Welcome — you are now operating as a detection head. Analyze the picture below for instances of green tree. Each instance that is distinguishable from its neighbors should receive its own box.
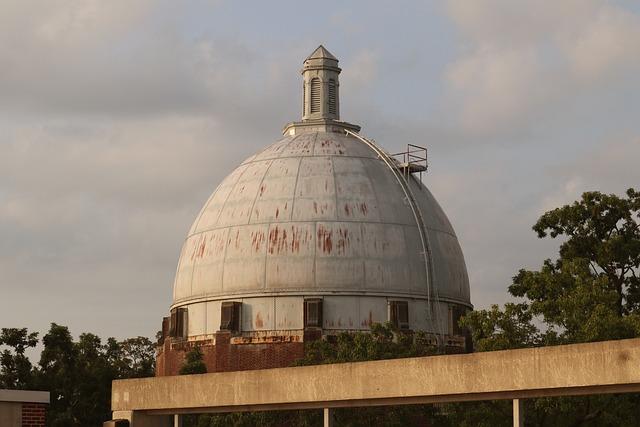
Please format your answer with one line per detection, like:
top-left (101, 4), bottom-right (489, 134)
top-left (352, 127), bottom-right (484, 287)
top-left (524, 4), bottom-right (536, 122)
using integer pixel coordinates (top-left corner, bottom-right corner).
top-left (0, 328), bottom-right (38, 389)
top-left (532, 189), bottom-right (640, 315)
top-left (180, 347), bottom-right (208, 427)
top-left (193, 323), bottom-right (441, 427)
top-left (458, 303), bottom-right (538, 351)
top-left (36, 323), bottom-right (157, 427)
top-left (296, 322), bottom-right (438, 366)
top-left (74, 333), bottom-right (115, 426)
top-left (105, 336), bottom-right (156, 379)
top-left (179, 347), bottom-right (207, 375)
top-left (38, 323), bottom-right (79, 427)
top-left (457, 188), bottom-right (640, 426)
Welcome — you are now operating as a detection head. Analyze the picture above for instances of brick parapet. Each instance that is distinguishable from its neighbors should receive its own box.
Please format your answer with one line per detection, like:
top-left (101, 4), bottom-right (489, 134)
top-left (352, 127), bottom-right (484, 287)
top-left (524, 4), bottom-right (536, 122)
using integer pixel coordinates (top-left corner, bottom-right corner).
top-left (156, 335), bottom-right (305, 376)
top-left (21, 402), bottom-right (46, 427)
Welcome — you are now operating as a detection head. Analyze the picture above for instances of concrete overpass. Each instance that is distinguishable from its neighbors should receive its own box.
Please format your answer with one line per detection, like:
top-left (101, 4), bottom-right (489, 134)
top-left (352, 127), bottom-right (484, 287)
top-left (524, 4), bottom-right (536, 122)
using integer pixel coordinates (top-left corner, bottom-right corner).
top-left (106, 338), bottom-right (640, 426)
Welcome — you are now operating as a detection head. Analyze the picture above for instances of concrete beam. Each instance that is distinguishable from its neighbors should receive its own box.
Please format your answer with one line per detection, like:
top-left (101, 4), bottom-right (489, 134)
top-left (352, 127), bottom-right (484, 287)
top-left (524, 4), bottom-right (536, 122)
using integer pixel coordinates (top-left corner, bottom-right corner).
top-left (111, 338), bottom-right (640, 415)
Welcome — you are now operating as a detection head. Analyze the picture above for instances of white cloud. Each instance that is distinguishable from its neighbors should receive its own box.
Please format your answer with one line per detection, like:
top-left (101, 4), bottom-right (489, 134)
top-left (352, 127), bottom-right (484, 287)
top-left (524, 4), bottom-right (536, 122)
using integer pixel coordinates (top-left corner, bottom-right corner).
top-left (564, 5), bottom-right (640, 81)
top-left (341, 49), bottom-right (379, 92)
top-left (539, 136), bottom-right (640, 213)
top-left (0, 0), bottom-right (638, 342)
top-left (444, 0), bottom-right (640, 133)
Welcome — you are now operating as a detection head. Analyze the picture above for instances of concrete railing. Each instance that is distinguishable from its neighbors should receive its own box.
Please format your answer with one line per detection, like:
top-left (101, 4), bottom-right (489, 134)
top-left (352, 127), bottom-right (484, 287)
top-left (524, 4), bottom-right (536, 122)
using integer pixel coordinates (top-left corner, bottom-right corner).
top-left (109, 338), bottom-right (640, 426)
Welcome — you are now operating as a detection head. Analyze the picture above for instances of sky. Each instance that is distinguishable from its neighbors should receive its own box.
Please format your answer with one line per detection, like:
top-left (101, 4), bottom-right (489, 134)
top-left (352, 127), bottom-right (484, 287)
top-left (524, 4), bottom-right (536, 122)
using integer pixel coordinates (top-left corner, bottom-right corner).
top-left (1, 0), bottom-right (639, 344)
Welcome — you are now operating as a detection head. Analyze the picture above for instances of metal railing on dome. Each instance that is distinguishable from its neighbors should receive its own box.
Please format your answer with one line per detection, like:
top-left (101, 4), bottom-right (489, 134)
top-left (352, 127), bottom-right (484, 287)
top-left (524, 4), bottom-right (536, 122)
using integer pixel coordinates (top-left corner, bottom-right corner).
top-left (392, 144), bottom-right (428, 182)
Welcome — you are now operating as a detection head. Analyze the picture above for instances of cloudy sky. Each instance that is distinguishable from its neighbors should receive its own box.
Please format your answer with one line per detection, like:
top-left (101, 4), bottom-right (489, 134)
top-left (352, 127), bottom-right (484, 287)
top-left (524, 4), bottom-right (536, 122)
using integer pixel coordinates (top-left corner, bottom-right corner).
top-left (1, 0), bottom-right (639, 343)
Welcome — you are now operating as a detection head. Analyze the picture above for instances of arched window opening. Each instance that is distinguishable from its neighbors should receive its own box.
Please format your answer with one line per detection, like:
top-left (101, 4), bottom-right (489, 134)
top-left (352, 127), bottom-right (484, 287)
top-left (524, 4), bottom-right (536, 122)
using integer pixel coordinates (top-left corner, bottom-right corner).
top-left (328, 79), bottom-right (337, 115)
top-left (310, 78), bottom-right (321, 113)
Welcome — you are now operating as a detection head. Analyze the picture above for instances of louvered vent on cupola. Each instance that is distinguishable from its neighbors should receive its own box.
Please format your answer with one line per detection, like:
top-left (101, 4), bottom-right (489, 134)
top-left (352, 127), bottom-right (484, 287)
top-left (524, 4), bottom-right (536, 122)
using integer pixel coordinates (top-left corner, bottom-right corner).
top-left (328, 79), bottom-right (336, 115)
top-left (310, 78), bottom-right (321, 113)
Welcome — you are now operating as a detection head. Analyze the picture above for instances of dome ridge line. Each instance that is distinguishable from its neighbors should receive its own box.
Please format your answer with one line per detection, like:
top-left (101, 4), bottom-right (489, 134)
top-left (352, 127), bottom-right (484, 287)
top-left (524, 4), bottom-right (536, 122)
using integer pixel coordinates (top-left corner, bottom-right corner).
top-left (188, 219), bottom-right (423, 239)
top-left (247, 157), bottom-right (277, 225)
top-left (289, 132), bottom-right (319, 219)
top-left (170, 292), bottom-right (473, 310)
top-left (344, 130), bottom-right (438, 324)
top-left (240, 153), bottom-right (383, 166)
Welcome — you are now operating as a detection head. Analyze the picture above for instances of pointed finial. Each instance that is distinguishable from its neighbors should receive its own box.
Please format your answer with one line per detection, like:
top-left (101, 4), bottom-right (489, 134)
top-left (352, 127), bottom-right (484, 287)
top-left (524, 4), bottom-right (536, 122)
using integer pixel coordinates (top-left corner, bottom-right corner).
top-left (305, 45), bottom-right (338, 61)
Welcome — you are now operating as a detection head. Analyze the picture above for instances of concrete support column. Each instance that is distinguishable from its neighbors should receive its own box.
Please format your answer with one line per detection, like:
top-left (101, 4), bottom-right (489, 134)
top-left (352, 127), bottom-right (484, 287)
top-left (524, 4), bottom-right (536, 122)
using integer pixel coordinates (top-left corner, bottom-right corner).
top-left (324, 407), bottom-right (334, 427)
top-left (174, 414), bottom-right (183, 427)
top-left (513, 399), bottom-right (524, 427)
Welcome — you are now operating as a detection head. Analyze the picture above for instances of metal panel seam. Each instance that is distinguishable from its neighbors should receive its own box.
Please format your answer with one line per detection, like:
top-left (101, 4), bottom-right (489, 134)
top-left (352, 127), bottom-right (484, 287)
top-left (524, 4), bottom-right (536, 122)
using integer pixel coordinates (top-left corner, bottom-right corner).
top-left (345, 131), bottom-right (432, 292)
top-left (288, 134), bottom-right (313, 224)
top-left (216, 228), bottom-right (230, 295)
top-left (247, 158), bottom-right (276, 225)
top-left (240, 153), bottom-right (379, 167)
top-left (212, 164), bottom-right (255, 295)
top-left (186, 219), bottom-right (421, 239)
top-left (257, 135), bottom-right (302, 291)
top-left (358, 156), bottom-right (387, 291)
top-left (171, 292), bottom-right (473, 310)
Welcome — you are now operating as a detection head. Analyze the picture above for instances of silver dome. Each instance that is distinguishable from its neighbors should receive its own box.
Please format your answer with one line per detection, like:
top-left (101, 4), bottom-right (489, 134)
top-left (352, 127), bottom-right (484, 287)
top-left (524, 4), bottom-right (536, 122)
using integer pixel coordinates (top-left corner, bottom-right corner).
top-left (172, 131), bottom-right (470, 309)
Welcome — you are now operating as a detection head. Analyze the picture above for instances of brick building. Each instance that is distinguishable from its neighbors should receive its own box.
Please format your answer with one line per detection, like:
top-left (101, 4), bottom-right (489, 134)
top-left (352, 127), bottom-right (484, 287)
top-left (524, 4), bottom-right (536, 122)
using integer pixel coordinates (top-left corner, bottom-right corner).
top-left (0, 389), bottom-right (49, 427)
top-left (156, 46), bottom-right (472, 376)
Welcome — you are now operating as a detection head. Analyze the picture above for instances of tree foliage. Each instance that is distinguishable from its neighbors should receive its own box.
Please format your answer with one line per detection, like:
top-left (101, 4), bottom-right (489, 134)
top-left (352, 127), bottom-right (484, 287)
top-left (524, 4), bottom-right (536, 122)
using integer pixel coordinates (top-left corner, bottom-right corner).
top-left (458, 188), bottom-right (640, 426)
top-left (0, 328), bottom-right (38, 389)
top-left (0, 323), bottom-right (156, 427)
top-left (192, 323), bottom-right (441, 427)
top-left (179, 347), bottom-right (207, 375)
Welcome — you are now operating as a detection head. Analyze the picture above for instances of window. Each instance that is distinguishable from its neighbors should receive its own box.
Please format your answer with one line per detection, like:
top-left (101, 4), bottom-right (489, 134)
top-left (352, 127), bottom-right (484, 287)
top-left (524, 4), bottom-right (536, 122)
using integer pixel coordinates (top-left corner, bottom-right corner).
top-left (220, 301), bottom-right (242, 333)
top-left (449, 305), bottom-right (467, 336)
top-left (310, 78), bottom-right (321, 113)
top-left (304, 298), bottom-right (323, 328)
top-left (389, 301), bottom-right (409, 330)
top-left (169, 308), bottom-right (187, 339)
top-left (328, 79), bottom-right (336, 115)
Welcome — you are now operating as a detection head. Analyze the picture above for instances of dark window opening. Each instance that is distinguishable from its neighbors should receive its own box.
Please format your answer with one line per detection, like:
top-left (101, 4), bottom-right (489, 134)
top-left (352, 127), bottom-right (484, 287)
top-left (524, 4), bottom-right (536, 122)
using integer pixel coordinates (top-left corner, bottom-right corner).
top-left (169, 308), bottom-right (187, 339)
top-left (389, 301), bottom-right (410, 330)
top-left (220, 301), bottom-right (242, 333)
top-left (304, 298), bottom-right (323, 328)
top-left (450, 305), bottom-right (467, 336)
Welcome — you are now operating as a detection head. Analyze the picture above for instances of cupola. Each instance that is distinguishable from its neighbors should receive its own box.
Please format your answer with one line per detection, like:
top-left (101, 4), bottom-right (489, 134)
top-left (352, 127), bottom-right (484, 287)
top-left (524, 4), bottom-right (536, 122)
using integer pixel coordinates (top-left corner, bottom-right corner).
top-left (283, 45), bottom-right (360, 135)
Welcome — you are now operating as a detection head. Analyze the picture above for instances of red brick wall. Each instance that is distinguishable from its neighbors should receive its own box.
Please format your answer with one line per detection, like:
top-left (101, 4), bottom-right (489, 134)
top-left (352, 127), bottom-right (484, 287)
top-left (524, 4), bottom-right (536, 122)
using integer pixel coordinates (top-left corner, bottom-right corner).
top-left (21, 403), bottom-right (46, 427)
top-left (156, 333), bottom-right (305, 376)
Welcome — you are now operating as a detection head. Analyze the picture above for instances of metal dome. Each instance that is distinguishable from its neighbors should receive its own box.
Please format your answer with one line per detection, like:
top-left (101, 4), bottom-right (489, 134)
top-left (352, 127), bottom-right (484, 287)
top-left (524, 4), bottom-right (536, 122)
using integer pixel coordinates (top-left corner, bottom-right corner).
top-left (172, 131), bottom-right (470, 309)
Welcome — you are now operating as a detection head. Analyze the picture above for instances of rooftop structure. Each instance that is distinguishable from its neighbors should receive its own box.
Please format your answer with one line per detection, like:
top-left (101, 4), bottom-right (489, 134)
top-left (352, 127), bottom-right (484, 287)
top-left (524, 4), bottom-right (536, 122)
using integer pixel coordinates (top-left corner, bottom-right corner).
top-left (156, 46), bottom-right (471, 376)
top-left (0, 389), bottom-right (49, 427)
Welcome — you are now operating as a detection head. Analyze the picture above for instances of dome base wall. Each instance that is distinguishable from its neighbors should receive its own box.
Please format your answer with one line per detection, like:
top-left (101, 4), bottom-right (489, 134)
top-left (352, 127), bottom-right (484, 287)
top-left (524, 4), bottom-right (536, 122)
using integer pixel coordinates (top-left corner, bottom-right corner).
top-left (156, 332), bottom-right (305, 376)
top-left (156, 330), bottom-right (469, 376)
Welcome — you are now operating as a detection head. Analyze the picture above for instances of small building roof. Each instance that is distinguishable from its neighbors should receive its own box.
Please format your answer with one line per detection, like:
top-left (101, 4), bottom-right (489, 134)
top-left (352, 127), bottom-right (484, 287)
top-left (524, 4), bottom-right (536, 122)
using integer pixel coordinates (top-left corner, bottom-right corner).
top-left (0, 389), bottom-right (50, 404)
